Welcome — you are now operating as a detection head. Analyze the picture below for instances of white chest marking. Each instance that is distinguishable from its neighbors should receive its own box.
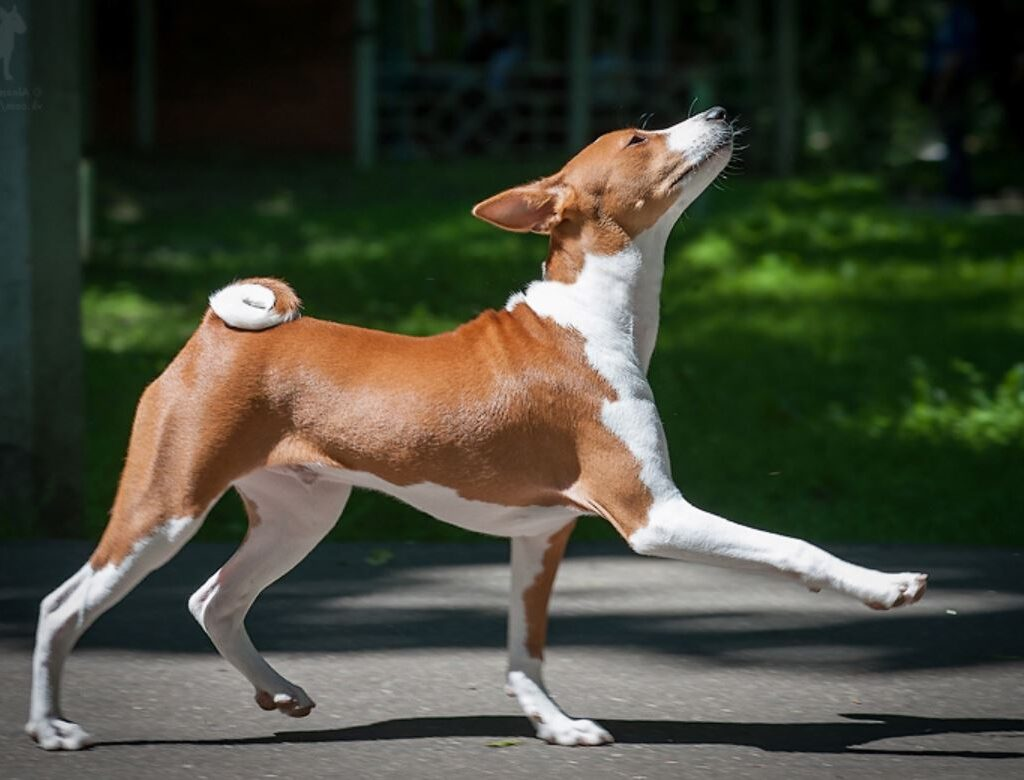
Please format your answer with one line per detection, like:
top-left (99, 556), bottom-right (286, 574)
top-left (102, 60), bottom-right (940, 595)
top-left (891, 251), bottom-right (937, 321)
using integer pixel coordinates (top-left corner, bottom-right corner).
top-left (510, 216), bottom-right (685, 508)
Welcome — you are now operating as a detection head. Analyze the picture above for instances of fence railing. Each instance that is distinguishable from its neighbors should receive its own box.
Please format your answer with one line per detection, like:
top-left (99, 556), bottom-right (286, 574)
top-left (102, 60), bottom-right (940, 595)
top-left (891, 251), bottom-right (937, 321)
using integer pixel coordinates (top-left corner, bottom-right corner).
top-left (376, 61), bottom-right (729, 158)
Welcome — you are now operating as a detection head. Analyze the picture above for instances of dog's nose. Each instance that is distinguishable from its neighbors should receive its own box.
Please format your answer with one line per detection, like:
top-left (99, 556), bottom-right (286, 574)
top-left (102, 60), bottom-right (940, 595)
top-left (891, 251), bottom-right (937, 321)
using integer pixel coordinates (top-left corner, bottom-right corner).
top-left (704, 106), bottom-right (727, 121)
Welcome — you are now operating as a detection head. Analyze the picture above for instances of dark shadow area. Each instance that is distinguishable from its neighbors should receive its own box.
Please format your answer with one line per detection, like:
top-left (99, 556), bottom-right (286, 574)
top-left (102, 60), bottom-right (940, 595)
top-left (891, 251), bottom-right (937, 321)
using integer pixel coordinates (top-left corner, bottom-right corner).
top-left (93, 712), bottom-right (1024, 758)
top-left (2, 542), bottom-right (1022, 674)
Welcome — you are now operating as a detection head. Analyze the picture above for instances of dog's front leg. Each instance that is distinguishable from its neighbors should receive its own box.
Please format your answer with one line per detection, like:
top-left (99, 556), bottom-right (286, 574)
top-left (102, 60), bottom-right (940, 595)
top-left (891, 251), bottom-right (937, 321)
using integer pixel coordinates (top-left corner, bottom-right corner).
top-left (505, 520), bottom-right (613, 746)
top-left (575, 390), bottom-right (926, 608)
top-left (628, 493), bottom-right (927, 609)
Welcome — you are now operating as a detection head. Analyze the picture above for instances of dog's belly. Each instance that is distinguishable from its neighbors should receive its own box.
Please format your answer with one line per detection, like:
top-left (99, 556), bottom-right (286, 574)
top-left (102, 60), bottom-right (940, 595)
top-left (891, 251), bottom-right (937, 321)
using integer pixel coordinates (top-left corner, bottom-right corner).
top-left (286, 464), bottom-right (578, 538)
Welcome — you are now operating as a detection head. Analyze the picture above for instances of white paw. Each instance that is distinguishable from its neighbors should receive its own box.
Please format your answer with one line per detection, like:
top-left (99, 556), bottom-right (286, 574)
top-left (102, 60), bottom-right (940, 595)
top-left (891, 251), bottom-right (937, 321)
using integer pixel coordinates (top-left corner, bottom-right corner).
top-left (255, 685), bottom-right (315, 717)
top-left (26, 717), bottom-right (92, 751)
top-left (534, 716), bottom-right (614, 746)
top-left (863, 572), bottom-right (928, 610)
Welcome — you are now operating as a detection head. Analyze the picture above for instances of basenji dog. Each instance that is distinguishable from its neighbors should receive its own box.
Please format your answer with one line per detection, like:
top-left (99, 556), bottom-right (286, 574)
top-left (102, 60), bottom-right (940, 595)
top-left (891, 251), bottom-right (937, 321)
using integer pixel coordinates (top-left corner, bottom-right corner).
top-left (27, 107), bottom-right (927, 750)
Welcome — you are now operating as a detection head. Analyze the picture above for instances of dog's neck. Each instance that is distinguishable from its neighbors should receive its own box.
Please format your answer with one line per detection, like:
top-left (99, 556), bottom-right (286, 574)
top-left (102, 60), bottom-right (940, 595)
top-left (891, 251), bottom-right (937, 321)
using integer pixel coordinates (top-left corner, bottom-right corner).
top-left (629, 217), bottom-right (676, 371)
top-left (512, 210), bottom-right (681, 373)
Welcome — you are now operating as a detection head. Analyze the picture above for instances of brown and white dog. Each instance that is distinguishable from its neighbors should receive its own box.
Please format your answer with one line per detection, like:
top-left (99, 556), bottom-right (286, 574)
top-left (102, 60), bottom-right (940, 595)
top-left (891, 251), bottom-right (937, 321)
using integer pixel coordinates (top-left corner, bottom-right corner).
top-left (26, 108), bottom-right (926, 750)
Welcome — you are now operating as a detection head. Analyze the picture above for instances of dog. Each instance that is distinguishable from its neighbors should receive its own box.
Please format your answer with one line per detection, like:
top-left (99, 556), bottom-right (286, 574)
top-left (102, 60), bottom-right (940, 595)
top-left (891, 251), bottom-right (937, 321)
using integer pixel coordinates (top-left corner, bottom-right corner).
top-left (26, 108), bottom-right (927, 750)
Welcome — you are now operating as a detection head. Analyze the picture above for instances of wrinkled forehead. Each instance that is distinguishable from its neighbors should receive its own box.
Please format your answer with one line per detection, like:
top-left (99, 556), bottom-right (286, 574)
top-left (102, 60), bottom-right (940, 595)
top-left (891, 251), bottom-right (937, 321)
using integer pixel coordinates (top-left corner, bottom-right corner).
top-left (557, 129), bottom-right (670, 186)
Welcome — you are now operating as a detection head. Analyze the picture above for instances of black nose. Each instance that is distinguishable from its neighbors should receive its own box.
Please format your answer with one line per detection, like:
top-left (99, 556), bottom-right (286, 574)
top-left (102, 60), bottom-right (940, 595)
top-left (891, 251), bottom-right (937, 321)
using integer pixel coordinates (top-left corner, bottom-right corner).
top-left (704, 106), bottom-right (727, 121)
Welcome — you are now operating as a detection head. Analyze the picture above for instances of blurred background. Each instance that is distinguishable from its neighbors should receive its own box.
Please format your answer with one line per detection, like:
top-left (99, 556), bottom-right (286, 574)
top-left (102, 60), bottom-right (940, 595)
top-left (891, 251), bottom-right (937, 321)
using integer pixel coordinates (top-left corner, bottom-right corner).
top-left (1, 0), bottom-right (1022, 547)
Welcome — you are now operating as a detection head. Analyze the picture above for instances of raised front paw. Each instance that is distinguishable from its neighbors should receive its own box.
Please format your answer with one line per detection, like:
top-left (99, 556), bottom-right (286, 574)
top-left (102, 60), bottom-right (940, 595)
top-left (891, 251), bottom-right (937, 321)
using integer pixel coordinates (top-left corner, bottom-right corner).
top-left (534, 716), bottom-right (614, 746)
top-left (864, 572), bottom-right (928, 610)
top-left (26, 717), bottom-right (92, 751)
top-left (255, 685), bottom-right (315, 717)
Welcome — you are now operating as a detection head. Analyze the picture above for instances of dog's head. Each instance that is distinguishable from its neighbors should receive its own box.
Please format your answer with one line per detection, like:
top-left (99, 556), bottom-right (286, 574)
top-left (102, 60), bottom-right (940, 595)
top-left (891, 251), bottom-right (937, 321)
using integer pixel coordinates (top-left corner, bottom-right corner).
top-left (473, 108), bottom-right (733, 250)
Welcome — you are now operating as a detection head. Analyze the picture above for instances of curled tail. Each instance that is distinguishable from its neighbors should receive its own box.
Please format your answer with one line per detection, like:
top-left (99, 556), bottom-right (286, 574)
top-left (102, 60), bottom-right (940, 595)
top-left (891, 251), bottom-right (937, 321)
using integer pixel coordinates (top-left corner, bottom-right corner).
top-left (208, 277), bottom-right (301, 330)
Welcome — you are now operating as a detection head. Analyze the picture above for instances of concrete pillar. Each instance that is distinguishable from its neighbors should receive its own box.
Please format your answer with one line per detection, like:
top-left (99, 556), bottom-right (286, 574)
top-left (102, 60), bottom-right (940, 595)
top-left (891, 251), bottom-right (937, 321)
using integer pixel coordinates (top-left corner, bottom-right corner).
top-left (354, 0), bottom-right (377, 168)
top-left (0, 0), bottom-right (83, 535)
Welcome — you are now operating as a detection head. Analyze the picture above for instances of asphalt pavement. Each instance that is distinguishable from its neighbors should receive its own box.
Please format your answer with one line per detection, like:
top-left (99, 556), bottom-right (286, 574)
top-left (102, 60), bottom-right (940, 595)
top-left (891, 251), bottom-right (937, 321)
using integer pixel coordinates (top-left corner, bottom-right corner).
top-left (1, 539), bottom-right (1022, 779)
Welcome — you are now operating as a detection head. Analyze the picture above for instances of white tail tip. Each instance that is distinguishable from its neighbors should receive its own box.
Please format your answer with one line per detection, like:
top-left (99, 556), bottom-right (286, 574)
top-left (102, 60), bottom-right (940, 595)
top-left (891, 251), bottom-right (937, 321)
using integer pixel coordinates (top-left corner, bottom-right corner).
top-left (208, 281), bottom-right (299, 331)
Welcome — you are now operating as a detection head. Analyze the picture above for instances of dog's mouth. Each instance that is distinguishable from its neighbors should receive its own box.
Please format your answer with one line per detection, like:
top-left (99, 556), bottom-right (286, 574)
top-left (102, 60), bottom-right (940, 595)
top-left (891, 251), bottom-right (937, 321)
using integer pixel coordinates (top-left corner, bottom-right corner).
top-left (667, 135), bottom-right (733, 191)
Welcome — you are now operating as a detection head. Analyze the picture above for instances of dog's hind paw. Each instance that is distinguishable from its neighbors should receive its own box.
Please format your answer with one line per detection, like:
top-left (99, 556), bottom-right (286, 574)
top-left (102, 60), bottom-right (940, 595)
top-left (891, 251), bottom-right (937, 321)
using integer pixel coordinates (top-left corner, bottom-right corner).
top-left (255, 685), bottom-right (315, 717)
top-left (535, 717), bottom-right (614, 747)
top-left (26, 717), bottom-right (92, 751)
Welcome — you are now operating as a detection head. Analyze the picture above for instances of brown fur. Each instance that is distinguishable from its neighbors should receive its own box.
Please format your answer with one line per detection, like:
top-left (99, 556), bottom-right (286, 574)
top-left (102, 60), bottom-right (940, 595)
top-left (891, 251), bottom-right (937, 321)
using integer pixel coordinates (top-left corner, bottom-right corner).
top-left (474, 130), bottom-right (691, 283)
top-left (91, 298), bottom-right (652, 567)
top-left (90, 126), bottom-right (693, 568)
top-left (522, 521), bottom-right (576, 660)
top-left (241, 276), bottom-right (302, 320)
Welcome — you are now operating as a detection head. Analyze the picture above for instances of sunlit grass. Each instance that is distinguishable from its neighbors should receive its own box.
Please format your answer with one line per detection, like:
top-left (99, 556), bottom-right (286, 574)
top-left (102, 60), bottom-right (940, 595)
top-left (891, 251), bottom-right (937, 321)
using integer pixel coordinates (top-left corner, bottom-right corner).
top-left (828, 360), bottom-right (1024, 449)
top-left (79, 161), bottom-right (1024, 546)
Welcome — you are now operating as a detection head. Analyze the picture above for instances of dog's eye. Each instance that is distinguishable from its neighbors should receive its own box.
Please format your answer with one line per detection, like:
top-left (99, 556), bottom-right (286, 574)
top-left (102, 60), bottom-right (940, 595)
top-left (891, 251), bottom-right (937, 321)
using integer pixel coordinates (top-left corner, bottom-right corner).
top-left (626, 133), bottom-right (647, 148)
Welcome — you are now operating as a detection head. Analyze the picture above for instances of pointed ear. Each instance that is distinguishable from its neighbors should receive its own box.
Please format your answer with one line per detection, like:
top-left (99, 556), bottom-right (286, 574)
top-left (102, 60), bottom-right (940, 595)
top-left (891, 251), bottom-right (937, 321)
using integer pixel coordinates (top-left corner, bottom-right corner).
top-left (471, 180), bottom-right (572, 234)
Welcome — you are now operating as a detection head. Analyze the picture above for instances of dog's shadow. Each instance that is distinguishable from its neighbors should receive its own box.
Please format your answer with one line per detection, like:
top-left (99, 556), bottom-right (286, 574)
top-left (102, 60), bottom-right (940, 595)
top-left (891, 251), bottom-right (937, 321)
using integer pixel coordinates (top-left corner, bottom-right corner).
top-left (97, 712), bottom-right (1024, 758)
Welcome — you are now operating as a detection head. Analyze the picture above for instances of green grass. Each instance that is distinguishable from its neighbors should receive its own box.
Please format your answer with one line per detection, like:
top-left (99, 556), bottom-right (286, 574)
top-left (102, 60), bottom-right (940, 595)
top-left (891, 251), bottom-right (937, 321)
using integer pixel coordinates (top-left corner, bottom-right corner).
top-left (81, 155), bottom-right (1024, 546)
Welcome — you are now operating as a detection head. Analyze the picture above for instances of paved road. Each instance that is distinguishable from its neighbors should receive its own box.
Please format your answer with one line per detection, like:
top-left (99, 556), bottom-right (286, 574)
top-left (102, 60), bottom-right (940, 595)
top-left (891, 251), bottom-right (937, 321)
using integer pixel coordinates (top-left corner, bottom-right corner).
top-left (1, 540), bottom-right (1022, 779)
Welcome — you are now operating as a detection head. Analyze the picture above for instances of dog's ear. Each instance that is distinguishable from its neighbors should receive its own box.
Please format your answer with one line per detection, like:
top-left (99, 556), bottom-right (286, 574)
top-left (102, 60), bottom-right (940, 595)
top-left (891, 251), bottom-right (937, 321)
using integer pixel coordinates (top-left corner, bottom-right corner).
top-left (472, 180), bottom-right (572, 234)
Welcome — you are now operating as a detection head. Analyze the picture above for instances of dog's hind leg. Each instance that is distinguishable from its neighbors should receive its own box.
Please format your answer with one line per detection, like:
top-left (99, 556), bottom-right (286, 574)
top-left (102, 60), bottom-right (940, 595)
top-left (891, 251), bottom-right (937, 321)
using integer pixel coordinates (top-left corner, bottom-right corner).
top-left (26, 512), bottom-right (206, 750)
top-left (505, 520), bottom-right (613, 746)
top-left (26, 366), bottom-right (245, 750)
top-left (188, 467), bottom-right (350, 718)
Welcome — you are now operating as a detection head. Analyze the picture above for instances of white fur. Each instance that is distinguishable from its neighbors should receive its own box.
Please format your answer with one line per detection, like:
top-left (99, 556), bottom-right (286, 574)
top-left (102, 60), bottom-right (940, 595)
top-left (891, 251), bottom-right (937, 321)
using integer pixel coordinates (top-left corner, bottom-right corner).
top-left (27, 112), bottom-right (927, 753)
top-left (306, 465), bottom-right (578, 539)
top-left (513, 114), bottom-right (927, 613)
top-left (26, 516), bottom-right (202, 750)
top-left (188, 469), bottom-right (351, 717)
top-left (631, 498), bottom-right (929, 608)
top-left (506, 534), bottom-right (547, 683)
top-left (513, 208), bottom-right (691, 508)
top-left (506, 671), bottom-right (613, 746)
top-left (505, 529), bottom-right (614, 746)
top-left (508, 112), bottom-right (729, 373)
top-left (628, 114), bottom-right (732, 366)
top-left (209, 282), bottom-right (295, 331)
top-left (663, 114), bottom-right (733, 168)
